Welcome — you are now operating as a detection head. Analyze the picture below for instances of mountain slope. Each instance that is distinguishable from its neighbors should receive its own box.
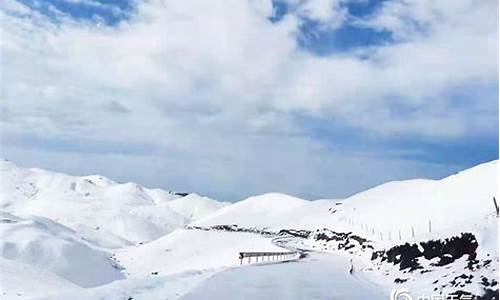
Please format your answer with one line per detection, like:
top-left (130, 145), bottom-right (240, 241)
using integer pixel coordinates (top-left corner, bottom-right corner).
top-left (0, 258), bottom-right (83, 300)
top-left (166, 193), bottom-right (230, 221)
top-left (331, 160), bottom-right (498, 243)
top-left (115, 228), bottom-right (286, 278)
top-left (195, 161), bottom-right (497, 241)
top-left (0, 160), bottom-right (226, 246)
top-left (194, 193), bottom-right (309, 229)
top-left (0, 212), bottom-right (124, 287)
top-left (0, 159), bottom-right (496, 300)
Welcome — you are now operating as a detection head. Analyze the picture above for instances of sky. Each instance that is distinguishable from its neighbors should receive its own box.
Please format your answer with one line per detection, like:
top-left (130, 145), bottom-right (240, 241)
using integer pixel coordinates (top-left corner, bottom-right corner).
top-left (0, 0), bottom-right (498, 201)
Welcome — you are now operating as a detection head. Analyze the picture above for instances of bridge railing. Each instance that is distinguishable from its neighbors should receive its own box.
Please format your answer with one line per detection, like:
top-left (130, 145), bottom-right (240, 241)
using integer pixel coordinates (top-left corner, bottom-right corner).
top-left (238, 251), bottom-right (297, 265)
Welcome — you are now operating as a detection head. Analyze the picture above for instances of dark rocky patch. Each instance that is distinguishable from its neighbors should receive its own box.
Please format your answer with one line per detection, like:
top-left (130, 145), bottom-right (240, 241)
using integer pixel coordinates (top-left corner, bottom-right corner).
top-left (385, 243), bottom-right (423, 271)
top-left (312, 229), bottom-right (373, 252)
top-left (449, 274), bottom-right (473, 287)
top-left (478, 289), bottom-right (499, 300)
top-left (373, 232), bottom-right (479, 271)
top-left (449, 289), bottom-right (499, 300)
top-left (277, 229), bottom-right (311, 239)
top-left (481, 277), bottom-right (499, 288)
top-left (186, 224), bottom-right (275, 236)
top-left (466, 259), bottom-right (480, 271)
top-left (435, 254), bottom-right (455, 266)
top-left (174, 192), bottom-right (190, 197)
top-left (422, 233), bottom-right (478, 266)
top-left (371, 250), bottom-right (385, 261)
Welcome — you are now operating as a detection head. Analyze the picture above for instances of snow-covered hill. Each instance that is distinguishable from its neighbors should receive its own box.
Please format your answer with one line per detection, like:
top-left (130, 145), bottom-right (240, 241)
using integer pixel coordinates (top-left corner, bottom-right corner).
top-left (0, 159), bottom-right (497, 299)
top-left (0, 160), bottom-right (227, 246)
top-left (191, 160), bottom-right (498, 298)
top-left (0, 212), bottom-right (124, 287)
top-left (195, 193), bottom-right (310, 229)
top-left (166, 193), bottom-right (230, 221)
top-left (115, 228), bottom-right (286, 278)
top-left (331, 160), bottom-right (498, 244)
top-left (197, 161), bottom-right (498, 245)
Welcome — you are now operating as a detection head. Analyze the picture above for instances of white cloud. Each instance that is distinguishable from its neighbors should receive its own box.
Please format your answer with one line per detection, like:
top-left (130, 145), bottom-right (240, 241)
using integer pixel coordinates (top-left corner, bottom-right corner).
top-left (2, 0), bottom-right (496, 138)
top-left (0, 0), bottom-right (497, 199)
top-left (285, 0), bottom-right (348, 27)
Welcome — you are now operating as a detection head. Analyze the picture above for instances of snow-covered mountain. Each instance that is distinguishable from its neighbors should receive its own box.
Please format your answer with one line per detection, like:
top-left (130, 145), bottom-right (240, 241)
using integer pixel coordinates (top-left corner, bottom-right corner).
top-left (0, 159), bottom-right (497, 299)
top-left (334, 160), bottom-right (498, 240)
top-left (166, 193), bottom-right (230, 221)
top-left (0, 159), bottom-right (232, 299)
top-left (0, 160), bottom-right (227, 246)
top-left (195, 193), bottom-right (309, 229)
top-left (191, 160), bottom-right (498, 298)
top-left (197, 161), bottom-right (498, 243)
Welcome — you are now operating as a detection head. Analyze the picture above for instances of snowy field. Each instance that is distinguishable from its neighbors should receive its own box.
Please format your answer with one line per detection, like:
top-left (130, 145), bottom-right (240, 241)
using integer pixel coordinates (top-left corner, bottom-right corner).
top-left (0, 159), bottom-right (497, 299)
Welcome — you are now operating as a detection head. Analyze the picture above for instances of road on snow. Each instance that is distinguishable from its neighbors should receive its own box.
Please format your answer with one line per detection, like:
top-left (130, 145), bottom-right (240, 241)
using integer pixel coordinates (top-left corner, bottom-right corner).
top-left (181, 252), bottom-right (387, 300)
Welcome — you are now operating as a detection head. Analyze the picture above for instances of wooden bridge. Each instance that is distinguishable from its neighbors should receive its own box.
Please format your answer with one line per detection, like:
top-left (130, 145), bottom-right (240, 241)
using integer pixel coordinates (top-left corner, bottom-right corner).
top-left (238, 251), bottom-right (297, 265)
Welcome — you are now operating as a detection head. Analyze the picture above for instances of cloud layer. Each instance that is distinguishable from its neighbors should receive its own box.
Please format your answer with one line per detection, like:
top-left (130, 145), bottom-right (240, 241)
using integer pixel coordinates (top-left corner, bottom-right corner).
top-left (1, 0), bottom-right (498, 200)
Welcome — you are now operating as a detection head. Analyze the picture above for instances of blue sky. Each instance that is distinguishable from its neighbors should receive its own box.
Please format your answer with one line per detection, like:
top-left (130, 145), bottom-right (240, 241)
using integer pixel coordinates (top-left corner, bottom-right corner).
top-left (1, 0), bottom-right (498, 201)
top-left (15, 0), bottom-right (135, 25)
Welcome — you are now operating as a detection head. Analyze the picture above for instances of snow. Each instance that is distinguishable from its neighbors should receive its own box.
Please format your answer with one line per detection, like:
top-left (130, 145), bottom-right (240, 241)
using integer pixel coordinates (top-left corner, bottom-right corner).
top-left (197, 161), bottom-right (498, 249)
top-left (0, 258), bottom-right (82, 300)
top-left (328, 160), bottom-right (498, 246)
top-left (182, 252), bottom-right (387, 300)
top-left (0, 160), bottom-right (224, 246)
top-left (33, 270), bottom-right (215, 300)
top-left (115, 229), bottom-right (286, 278)
top-left (185, 161), bottom-right (498, 298)
top-left (0, 159), bottom-right (497, 299)
top-left (0, 212), bottom-right (124, 287)
top-left (0, 159), bottom-right (233, 298)
top-left (194, 193), bottom-right (310, 229)
top-left (166, 193), bottom-right (230, 221)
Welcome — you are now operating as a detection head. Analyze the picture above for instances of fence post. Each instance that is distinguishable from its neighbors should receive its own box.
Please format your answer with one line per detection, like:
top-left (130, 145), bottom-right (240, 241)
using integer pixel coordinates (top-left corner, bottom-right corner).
top-left (380, 232), bottom-right (383, 241)
top-left (398, 230), bottom-right (402, 241)
top-left (411, 226), bottom-right (415, 238)
top-left (388, 231), bottom-right (391, 241)
top-left (428, 220), bottom-right (432, 233)
top-left (493, 197), bottom-right (499, 217)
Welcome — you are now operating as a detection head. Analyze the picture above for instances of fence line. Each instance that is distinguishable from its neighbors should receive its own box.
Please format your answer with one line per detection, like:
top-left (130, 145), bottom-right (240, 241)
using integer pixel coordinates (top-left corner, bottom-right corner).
top-left (238, 251), bottom-right (297, 265)
top-left (339, 208), bottom-right (497, 244)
